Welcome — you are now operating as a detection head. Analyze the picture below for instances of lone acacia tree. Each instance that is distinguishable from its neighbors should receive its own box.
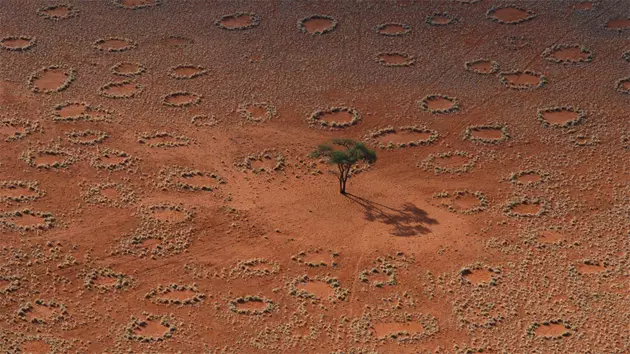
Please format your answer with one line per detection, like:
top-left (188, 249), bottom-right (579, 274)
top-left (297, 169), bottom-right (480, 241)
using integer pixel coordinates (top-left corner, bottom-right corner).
top-left (311, 139), bottom-right (377, 194)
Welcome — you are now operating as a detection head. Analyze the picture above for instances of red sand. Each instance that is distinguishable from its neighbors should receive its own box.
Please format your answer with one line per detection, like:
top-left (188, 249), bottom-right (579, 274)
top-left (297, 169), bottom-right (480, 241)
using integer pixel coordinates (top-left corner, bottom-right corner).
top-left (0, 1), bottom-right (626, 353)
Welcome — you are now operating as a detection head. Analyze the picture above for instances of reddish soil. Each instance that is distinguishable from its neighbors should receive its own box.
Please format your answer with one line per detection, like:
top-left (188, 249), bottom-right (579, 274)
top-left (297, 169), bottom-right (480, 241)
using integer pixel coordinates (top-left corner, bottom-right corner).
top-left (549, 47), bottom-right (589, 62)
top-left (542, 110), bottom-right (580, 125)
top-left (97, 39), bottom-right (132, 51)
top-left (377, 53), bottom-right (412, 65)
top-left (491, 7), bottom-right (532, 23)
top-left (114, 62), bottom-right (142, 75)
top-left (296, 280), bottom-right (334, 298)
top-left (219, 14), bottom-right (256, 29)
top-left (0, 1), bottom-right (626, 353)
top-left (302, 17), bottom-right (335, 34)
top-left (158, 289), bottom-right (197, 301)
top-left (534, 323), bottom-right (568, 337)
top-left (511, 202), bottom-right (542, 215)
top-left (377, 24), bottom-right (407, 35)
top-left (516, 172), bottom-right (542, 184)
top-left (462, 269), bottom-right (493, 285)
top-left (470, 128), bottom-right (503, 140)
top-left (468, 60), bottom-right (494, 73)
top-left (425, 96), bottom-right (455, 110)
top-left (1, 38), bottom-right (32, 49)
top-left (378, 131), bottom-right (433, 145)
top-left (503, 72), bottom-right (542, 86)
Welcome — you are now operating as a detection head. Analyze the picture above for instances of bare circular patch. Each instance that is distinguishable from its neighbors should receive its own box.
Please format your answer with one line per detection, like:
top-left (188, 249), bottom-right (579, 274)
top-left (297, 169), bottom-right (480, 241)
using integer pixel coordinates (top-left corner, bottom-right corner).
top-left (0, 36), bottom-right (36, 51)
top-left (215, 12), bottom-right (260, 30)
top-left (615, 76), bottom-right (630, 94)
top-left (234, 149), bottom-right (285, 173)
top-left (191, 115), bottom-right (219, 127)
top-left (605, 17), bottom-right (630, 31)
top-left (374, 23), bottom-right (411, 36)
top-left (162, 92), bottom-right (202, 107)
top-left (113, 0), bottom-right (161, 10)
top-left (82, 182), bottom-right (136, 206)
top-left (66, 130), bottom-right (109, 145)
top-left (52, 101), bottom-right (113, 121)
top-left (168, 65), bottom-right (207, 79)
top-left (487, 6), bottom-right (536, 24)
top-left (37, 4), bottom-right (78, 20)
top-left (140, 203), bottom-right (194, 224)
top-left (527, 320), bottom-right (574, 339)
top-left (365, 125), bottom-right (438, 149)
top-left (229, 296), bottom-right (274, 315)
top-left (375, 52), bottom-right (415, 67)
top-left (509, 170), bottom-right (548, 186)
top-left (464, 124), bottom-right (510, 144)
top-left (298, 15), bottom-right (337, 35)
top-left (575, 2), bottom-right (595, 11)
top-left (292, 249), bottom-right (339, 267)
top-left (125, 315), bottom-right (176, 342)
top-left (90, 148), bottom-right (133, 170)
top-left (459, 265), bottom-right (501, 286)
top-left (542, 44), bottom-right (592, 64)
top-left (0, 209), bottom-right (54, 231)
top-left (231, 258), bottom-right (280, 277)
top-left (572, 134), bottom-right (599, 146)
top-left (419, 94), bottom-right (460, 113)
top-left (0, 181), bottom-right (43, 202)
top-left (499, 35), bottom-right (531, 50)
top-left (499, 70), bottom-right (546, 90)
top-left (0, 118), bottom-right (39, 141)
top-left (465, 59), bottom-right (499, 74)
top-left (238, 102), bottom-right (277, 122)
top-left (84, 268), bottom-right (133, 291)
top-left (538, 106), bottom-right (584, 128)
top-left (426, 13), bottom-right (458, 26)
top-left (111, 62), bottom-right (146, 77)
top-left (434, 190), bottom-right (488, 214)
top-left (289, 275), bottom-right (348, 301)
top-left (308, 106), bottom-right (361, 128)
top-left (145, 284), bottom-right (205, 305)
top-left (504, 198), bottom-right (548, 217)
top-left (28, 65), bottom-right (75, 94)
top-left (21, 146), bottom-right (76, 169)
top-left (94, 37), bottom-right (136, 52)
top-left (99, 80), bottom-right (144, 98)
top-left (138, 132), bottom-right (190, 148)
top-left (420, 151), bottom-right (477, 174)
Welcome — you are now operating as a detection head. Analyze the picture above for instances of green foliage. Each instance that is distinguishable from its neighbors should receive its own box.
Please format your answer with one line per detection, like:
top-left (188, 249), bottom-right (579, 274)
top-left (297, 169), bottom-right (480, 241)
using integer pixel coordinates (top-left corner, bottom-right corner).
top-left (311, 139), bottom-right (377, 194)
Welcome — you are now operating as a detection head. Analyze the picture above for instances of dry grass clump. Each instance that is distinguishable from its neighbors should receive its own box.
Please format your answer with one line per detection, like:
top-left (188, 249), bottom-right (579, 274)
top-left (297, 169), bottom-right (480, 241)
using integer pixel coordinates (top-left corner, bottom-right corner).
top-left (504, 198), bottom-right (548, 217)
top-left (113, 0), bottom-right (161, 10)
top-left (111, 62), bottom-right (146, 77)
top-left (614, 77), bottom-right (630, 94)
top-left (66, 130), bottom-right (109, 145)
top-left (93, 37), bottom-right (137, 52)
top-left (499, 70), bottom-right (547, 90)
top-left (526, 319), bottom-right (574, 339)
top-left (90, 148), bottom-right (134, 170)
top-left (419, 151), bottom-right (478, 174)
top-left (464, 59), bottom-right (499, 74)
top-left (291, 249), bottom-right (339, 267)
top-left (434, 190), bottom-right (488, 214)
top-left (0, 275), bottom-right (21, 294)
top-left (426, 13), bottom-right (458, 26)
top-left (364, 125), bottom-right (438, 149)
top-left (162, 91), bottom-right (202, 107)
top-left (237, 102), bottom-right (277, 122)
top-left (98, 80), bottom-right (144, 99)
top-left (37, 4), bottom-right (78, 20)
top-left (375, 52), bottom-right (416, 67)
top-left (537, 106), bottom-right (584, 128)
top-left (288, 274), bottom-right (349, 301)
top-left (298, 15), bottom-right (337, 35)
top-left (234, 149), bottom-right (286, 173)
top-left (463, 124), bottom-right (510, 144)
top-left (17, 299), bottom-right (67, 324)
top-left (158, 166), bottom-right (225, 191)
top-left (453, 298), bottom-right (506, 332)
top-left (622, 133), bottom-right (630, 149)
top-left (0, 209), bottom-right (54, 231)
top-left (487, 5), bottom-right (536, 24)
top-left (0, 36), bottom-right (36, 51)
top-left (114, 226), bottom-right (193, 258)
top-left (351, 311), bottom-right (439, 343)
top-left (0, 180), bottom-right (44, 202)
top-left (308, 106), bottom-right (361, 128)
top-left (215, 12), bottom-right (260, 30)
top-left (542, 44), bottom-right (593, 64)
top-left (28, 65), bottom-right (75, 94)
top-left (230, 258), bottom-right (280, 278)
top-left (229, 296), bottom-right (274, 315)
top-left (418, 94), bottom-right (460, 114)
top-left (83, 268), bottom-right (133, 291)
top-left (81, 182), bottom-right (136, 206)
top-left (52, 101), bottom-right (113, 122)
top-left (137, 131), bottom-right (191, 148)
top-left (0, 118), bottom-right (40, 141)
top-left (508, 170), bottom-right (549, 186)
top-left (168, 64), bottom-right (207, 79)
top-left (124, 314), bottom-right (176, 342)
top-left (191, 115), bottom-right (220, 127)
top-left (145, 284), bottom-right (205, 305)
top-left (622, 50), bottom-right (630, 62)
top-left (459, 264), bottom-right (502, 286)
top-left (374, 23), bottom-right (411, 36)
top-left (20, 146), bottom-right (77, 169)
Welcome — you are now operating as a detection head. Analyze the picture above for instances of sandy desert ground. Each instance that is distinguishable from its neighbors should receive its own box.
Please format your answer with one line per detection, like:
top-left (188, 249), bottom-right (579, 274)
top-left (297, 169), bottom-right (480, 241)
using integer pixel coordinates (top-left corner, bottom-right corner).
top-left (0, 0), bottom-right (628, 353)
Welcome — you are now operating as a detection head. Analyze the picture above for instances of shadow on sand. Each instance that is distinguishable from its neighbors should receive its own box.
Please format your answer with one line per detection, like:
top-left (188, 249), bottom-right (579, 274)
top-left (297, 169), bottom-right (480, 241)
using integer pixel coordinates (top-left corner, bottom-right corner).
top-left (345, 193), bottom-right (438, 236)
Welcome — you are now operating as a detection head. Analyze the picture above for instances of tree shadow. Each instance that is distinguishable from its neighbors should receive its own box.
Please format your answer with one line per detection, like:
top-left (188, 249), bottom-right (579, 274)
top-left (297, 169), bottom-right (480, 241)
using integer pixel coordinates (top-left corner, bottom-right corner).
top-left (345, 193), bottom-right (439, 236)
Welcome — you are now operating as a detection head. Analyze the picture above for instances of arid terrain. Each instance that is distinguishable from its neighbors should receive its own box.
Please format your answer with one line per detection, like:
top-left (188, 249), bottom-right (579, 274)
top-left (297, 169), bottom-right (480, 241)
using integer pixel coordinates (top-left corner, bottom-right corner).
top-left (0, 0), bottom-right (628, 353)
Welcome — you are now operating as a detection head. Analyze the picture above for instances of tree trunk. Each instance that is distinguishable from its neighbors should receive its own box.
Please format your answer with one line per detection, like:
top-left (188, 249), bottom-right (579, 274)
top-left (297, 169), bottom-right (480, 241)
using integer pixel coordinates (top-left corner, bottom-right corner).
top-left (340, 165), bottom-right (349, 194)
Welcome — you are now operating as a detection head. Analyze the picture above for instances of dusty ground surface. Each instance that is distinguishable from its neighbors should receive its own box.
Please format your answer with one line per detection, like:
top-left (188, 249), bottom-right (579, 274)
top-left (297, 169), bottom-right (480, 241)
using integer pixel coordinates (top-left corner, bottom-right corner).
top-left (0, 0), bottom-right (628, 353)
